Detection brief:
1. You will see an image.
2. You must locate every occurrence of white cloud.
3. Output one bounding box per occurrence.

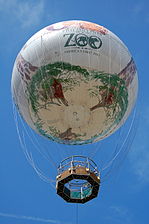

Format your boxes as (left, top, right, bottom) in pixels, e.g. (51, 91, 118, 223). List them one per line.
(0, 0, 45, 28)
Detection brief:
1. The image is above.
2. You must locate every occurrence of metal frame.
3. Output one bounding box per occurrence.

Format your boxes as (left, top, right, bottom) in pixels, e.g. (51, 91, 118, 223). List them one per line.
(56, 156, 100, 203)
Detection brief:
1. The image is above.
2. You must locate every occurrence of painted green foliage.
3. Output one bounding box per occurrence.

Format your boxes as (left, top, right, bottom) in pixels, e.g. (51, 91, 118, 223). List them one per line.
(89, 71, 128, 123)
(27, 62, 90, 113)
(26, 62, 128, 144)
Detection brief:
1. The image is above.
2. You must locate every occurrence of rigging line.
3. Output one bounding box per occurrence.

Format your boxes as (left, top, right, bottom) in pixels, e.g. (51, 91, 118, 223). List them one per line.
(13, 103, 57, 169)
(46, 142, 62, 168)
(13, 103, 33, 164)
(101, 106, 137, 172)
(108, 41, 124, 157)
(109, 105, 139, 174)
(102, 106, 137, 172)
(99, 142, 118, 179)
(88, 37, 122, 161)
(12, 38, 70, 163)
(51, 141, 66, 164)
(86, 32, 91, 159)
(93, 119, 122, 172)
(99, 45, 124, 171)
(100, 125, 127, 182)
(16, 104, 53, 163)
(101, 113, 138, 183)
(13, 105, 33, 166)
(106, 33, 111, 105)
(22, 126, 56, 186)
(104, 126, 123, 171)
(104, 114, 133, 172)
(57, 31, 70, 158)
(22, 131, 35, 166)
(22, 121, 52, 162)
(99, 36, 122, 166)
(22, 132, 56, 185)
(12, 75, 68, 172)
(101, 137, 123, 181)
(11, 52, 38, 111)
(23, 134, 56, 186)
(11, 61, 40, 144)
(22, 134, 56, 186)
(21, 128, 49, 180)
(89, 141, 102, 159)
(101, 121, 134, 175)
(12, 81, 55, 163)
(76, 204, 79, 224)
(29, 154, 56, 188)
(27, 126, 57, 167)
(14, 110, 51, 184)
(13, 103, 56, 186)
(14, 108, 53, 184)
(22, 119, 57, 168)
(11, 78, 50, 164)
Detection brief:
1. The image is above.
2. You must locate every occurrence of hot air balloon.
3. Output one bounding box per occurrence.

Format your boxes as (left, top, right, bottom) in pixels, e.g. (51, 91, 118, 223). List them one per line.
(11, 20, 138, 203)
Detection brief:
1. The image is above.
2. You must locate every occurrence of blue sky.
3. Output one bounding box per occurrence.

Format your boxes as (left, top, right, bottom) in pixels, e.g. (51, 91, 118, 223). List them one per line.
(0, 0, 149, 223)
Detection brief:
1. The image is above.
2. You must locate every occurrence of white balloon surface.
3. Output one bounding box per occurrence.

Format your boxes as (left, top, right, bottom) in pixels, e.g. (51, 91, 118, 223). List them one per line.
(12, 20, 138, 145)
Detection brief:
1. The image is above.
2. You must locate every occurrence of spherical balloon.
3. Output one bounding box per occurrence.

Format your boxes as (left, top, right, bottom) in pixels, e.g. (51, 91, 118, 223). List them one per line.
(12, 20, 138, 145)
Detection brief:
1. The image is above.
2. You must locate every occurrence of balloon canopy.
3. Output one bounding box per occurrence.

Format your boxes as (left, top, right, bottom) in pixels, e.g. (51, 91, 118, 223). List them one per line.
(12, 20, 138, 145)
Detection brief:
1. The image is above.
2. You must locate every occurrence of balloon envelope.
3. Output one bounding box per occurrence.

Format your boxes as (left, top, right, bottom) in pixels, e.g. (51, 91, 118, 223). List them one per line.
(12, 20, 138, 145)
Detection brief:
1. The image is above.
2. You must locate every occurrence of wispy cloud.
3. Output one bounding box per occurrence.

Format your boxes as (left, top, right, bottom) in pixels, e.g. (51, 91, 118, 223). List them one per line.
(129, 144, 149, 185)
(0, 0, 44, 28)
(105, 206, 133, 224)
(0, 212, 71, 224)
(132, 2, 144, 15)
(131, 2, 149, 24)
(129, 106, 149, 186)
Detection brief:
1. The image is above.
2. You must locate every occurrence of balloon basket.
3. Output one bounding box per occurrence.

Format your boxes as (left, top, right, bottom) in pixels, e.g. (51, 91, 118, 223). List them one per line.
(56, 156, 100, 203)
